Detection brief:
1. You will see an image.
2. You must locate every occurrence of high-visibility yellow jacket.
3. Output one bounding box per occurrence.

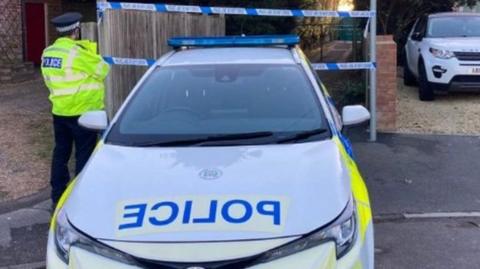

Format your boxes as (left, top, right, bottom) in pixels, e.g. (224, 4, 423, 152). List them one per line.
(41, 37, 110, 116)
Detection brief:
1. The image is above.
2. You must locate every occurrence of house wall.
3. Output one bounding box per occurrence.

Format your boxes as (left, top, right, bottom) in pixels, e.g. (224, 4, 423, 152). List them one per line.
(0, 0, 63, 65)
(0, 0, 62, 82)
(0, 0, 23, 64)
(0, 0, 63, 60)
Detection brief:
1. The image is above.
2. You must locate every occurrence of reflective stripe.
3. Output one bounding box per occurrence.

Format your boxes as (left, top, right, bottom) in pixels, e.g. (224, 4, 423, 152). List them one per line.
(321, 249, 337, 268)
(357, 203, 372, 241)
(44, 73, 87, 83)
(56, 21, 80, 32)
(352, 260, 363, 269)
(95, 61, 107, 77)
(333, 136, 372, 242)
(93, 141, 104, 154)
(51, 82, 104, 96)
(50, 178, 77, 231)
(44, 47, 71, 54)
(64, 46, 79, 74)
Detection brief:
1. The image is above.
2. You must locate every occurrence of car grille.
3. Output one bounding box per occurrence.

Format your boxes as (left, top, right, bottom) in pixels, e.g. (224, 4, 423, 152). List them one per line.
(451, 75, 480, 83)
(454, 51, 480, 61)
(134, 255, 261, 269)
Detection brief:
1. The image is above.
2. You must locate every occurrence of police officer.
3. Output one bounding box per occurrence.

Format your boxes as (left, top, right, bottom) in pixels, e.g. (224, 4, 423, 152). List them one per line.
(41, 12, 110, 208)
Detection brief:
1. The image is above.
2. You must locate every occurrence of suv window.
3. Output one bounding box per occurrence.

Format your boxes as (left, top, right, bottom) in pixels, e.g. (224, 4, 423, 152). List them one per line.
(413, 16, 427, 37)
(107, 64, 330, 146)
(427, 16, 480, 38)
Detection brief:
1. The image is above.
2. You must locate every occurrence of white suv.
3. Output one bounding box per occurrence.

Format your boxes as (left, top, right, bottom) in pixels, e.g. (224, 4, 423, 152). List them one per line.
(404, 12, 480, 101)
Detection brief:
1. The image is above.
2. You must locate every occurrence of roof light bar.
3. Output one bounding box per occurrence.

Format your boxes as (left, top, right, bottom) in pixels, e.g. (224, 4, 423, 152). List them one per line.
(168, 35, 300, 48)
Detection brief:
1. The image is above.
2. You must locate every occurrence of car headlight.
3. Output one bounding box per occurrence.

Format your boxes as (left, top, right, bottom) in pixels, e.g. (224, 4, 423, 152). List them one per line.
(54, 207, 137, 265)
(257, 198, 357, 264)
(429, 48, 455, 59)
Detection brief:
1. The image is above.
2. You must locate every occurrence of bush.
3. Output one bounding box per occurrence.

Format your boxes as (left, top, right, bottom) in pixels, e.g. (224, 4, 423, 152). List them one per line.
(334, 80, 366, 108)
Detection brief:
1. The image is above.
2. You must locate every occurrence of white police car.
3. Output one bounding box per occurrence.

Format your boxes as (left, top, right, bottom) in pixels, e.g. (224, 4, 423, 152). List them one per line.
(47, 35, 374, 269)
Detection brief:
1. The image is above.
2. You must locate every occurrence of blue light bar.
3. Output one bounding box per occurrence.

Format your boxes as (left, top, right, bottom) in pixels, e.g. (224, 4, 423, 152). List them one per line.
(168, 35, 300, 48)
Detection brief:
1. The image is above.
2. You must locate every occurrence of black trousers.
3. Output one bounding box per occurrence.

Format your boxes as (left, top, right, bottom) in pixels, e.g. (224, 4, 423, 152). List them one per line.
(51, 115, 97, 205)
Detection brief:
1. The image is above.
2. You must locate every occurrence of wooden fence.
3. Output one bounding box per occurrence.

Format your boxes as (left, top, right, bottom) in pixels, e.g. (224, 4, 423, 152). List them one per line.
(80, 22, 98, 43)
(97, 10, 225, 117)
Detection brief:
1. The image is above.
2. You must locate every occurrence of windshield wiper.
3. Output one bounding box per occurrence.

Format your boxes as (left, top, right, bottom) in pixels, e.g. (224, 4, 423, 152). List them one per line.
(275, 128, 328, 144)
(134, 131, 274, 147)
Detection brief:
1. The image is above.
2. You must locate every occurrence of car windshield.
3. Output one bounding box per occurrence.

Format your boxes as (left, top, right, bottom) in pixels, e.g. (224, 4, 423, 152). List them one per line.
(107, 64, 329, 146)
(427, 16, 480, 38)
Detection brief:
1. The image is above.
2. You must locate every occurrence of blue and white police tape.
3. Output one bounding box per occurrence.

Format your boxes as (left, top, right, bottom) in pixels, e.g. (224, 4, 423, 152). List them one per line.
(312, 62, 376, 70)
(103, 56, 376, 70)
(97, 2, 375, 18)
(103, 56, 156, 67)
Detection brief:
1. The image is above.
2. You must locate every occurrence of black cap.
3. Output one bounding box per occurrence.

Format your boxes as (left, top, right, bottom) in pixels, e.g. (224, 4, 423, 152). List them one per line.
(51, 12, 83, 33)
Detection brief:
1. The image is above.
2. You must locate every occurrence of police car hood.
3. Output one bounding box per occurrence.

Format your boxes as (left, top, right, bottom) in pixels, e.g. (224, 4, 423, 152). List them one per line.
(65, 139, 351, 242)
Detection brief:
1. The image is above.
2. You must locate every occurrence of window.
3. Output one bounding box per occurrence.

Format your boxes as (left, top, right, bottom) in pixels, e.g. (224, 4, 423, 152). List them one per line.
(413, 16, 428, 37)
(427, 16, 480, 38)
(107, 64, 329, 146)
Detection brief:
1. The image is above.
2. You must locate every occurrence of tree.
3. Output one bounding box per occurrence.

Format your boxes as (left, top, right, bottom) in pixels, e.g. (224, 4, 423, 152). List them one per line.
(354, 0, 480, 35)
(158, 0, 321, 35)
(158, 0, 342, 42)
(354, 0, 479, 62)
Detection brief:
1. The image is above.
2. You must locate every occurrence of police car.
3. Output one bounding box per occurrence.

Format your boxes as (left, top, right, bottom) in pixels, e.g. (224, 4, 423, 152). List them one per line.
(47, 35, 374, 269)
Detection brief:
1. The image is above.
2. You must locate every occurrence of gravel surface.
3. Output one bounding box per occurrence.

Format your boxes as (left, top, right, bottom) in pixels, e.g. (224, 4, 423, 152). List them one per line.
(397, 78, 480, 135)
(0, 76, 52, 202)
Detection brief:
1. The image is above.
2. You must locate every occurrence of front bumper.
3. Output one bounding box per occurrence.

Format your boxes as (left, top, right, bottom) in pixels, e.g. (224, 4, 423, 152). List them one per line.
(424, 56, 480, 91)
(46, 222, 373, 269)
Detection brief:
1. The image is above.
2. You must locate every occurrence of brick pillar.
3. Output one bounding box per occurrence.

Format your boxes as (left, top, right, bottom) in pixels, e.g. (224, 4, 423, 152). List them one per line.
(376, 35, 397, 131)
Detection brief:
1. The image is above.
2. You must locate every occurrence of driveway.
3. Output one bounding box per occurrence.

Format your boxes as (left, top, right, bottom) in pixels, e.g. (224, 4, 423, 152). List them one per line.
(0, 131, 479, 268)
(397, 73, 480, 135)
(350, 131, 480, 268)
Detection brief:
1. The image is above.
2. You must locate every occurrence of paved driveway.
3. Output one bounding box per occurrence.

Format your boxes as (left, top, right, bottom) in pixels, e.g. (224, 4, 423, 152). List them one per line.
(0, 131, 479, 268)
(350, 131, 480, 269)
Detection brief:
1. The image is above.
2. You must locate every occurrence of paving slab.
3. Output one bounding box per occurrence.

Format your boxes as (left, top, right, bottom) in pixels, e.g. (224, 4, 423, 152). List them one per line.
(0, 223, 48, 267)
(0, 202, 50, 267)
(375, 218, 480, 269)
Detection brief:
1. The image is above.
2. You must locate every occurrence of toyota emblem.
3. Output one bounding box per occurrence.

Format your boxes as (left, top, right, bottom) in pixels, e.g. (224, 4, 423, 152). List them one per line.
(198, 168, 223, 180)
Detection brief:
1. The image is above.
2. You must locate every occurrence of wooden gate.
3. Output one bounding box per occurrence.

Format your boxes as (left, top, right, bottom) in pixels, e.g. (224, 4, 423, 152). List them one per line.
(98, 10, 225, 116)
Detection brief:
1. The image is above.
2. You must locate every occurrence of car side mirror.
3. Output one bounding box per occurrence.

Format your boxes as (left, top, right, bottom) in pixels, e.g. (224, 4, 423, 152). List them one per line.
(411, 32, 423, 41)
(78, 110, 108, 131)
(342, 105, 370, 127)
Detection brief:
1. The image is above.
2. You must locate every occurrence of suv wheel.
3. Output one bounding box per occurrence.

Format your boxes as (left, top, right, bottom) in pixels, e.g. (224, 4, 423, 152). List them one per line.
(418, 61, 434, 101)
(403, 56, 417, 86)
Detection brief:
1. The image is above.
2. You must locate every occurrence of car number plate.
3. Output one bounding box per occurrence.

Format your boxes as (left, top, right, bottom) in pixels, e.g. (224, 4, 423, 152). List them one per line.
(470, 67, 480, 74)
